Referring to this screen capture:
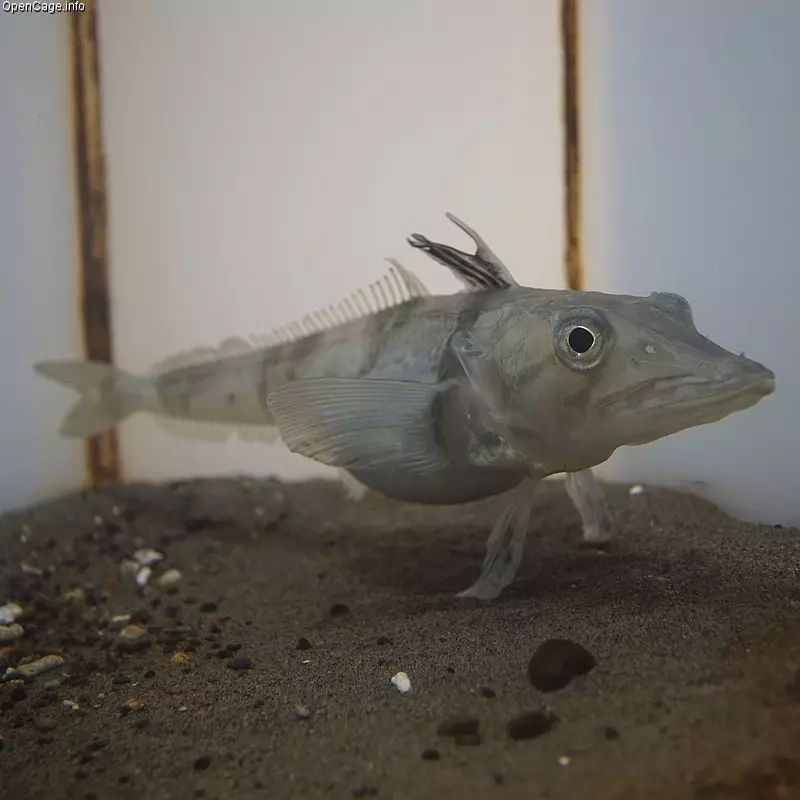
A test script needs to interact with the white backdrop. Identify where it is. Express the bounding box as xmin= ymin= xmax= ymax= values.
xmin=0 ymin=13 xmax=84 ymax=513
xmin=582 ymin=0 xmax=798 ymax=525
